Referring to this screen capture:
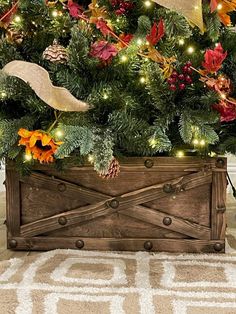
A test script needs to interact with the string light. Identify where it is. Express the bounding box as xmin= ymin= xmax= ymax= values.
xmin=0 ymin=91 xmax=7 ymax=99
xmin=103 ymin=93 xmax=108 ymax=99
xmin=140 ymin=77 xmax=146 ymax=84
xmin=55 ymin=129 xmax=64 ymax=139
xmin=24 ymin=153 xmax=32 ymax=162
xmin=179 ymin=39 xmax=185 ymax=46
xmin=192 ymin=139 xmax=199 ymax=146
xmin=144 ymin=0 xmax=152 ymax=8
xmin=88 ymin=154 xmax=95 ymax=163
xmin=137 ymin=38 xmax=143 ymax=45
xmin=176 ymin=151 xmax=184 ymax=158
xmin=52 ymin=10 xmax=58 ymax=17
xmin=148 ymin=138 xmax=158 ymax=148
xmin=220 ymin=93 xmax=226 ymax=99
xmin=116 ymin=18 xmax=120 ymax=22
xmin=217 ymin=3 xmax=223 ymax=10
xmin=187 ymin=46 xmax=195 ymax=54
xmin=199 ymin=139 xmax=206 ymax=146
xmin=120 ymin=55 xmax=128 ymax=62
xmin=14 ymin=15 xmax=21 ymax=23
